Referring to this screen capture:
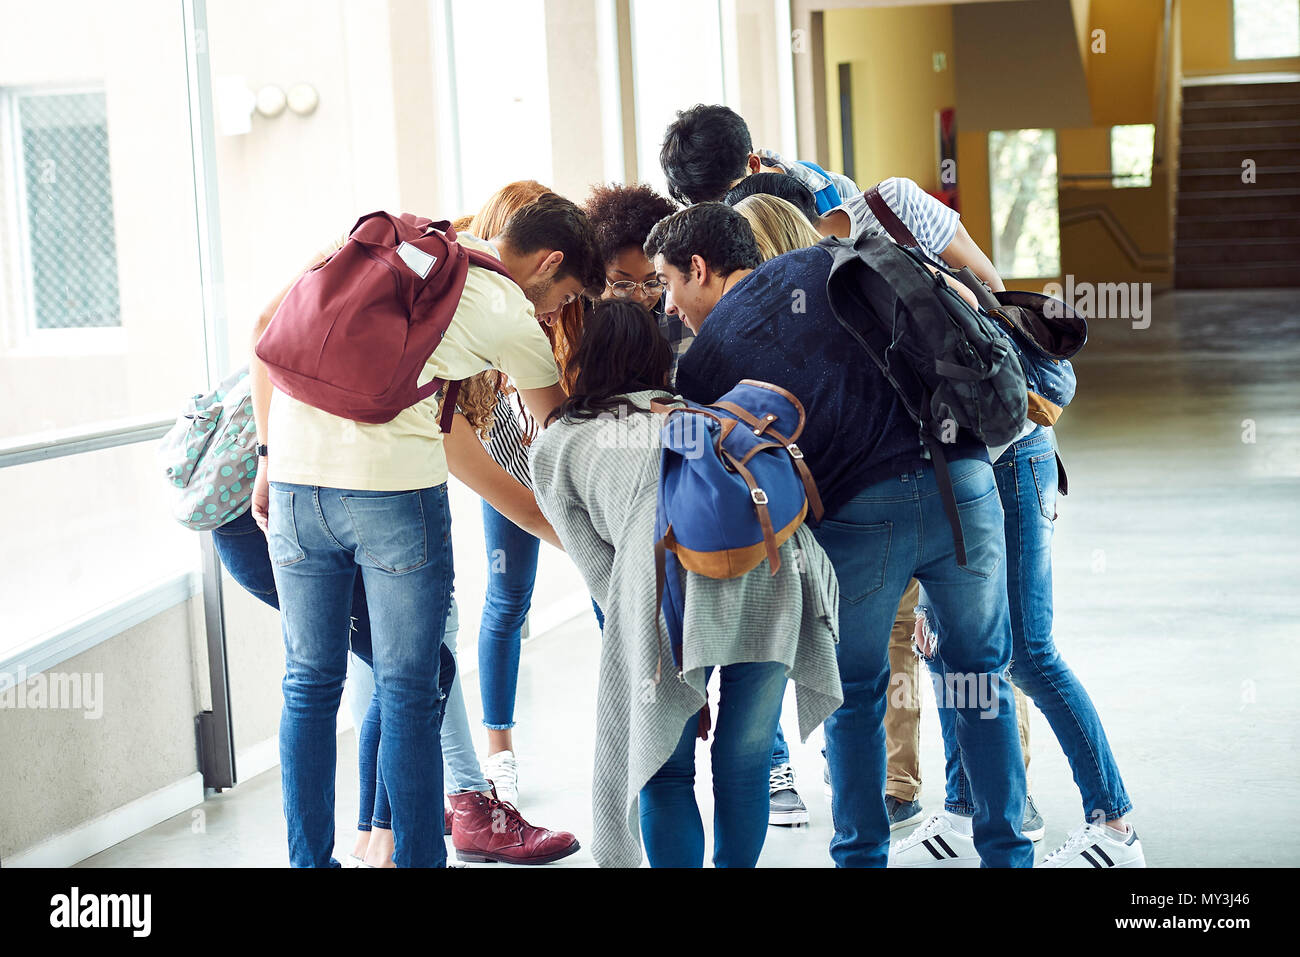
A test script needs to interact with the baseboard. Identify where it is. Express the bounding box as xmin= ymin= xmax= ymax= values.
xmin=4 ymin=772 xmax=205 ymax=868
